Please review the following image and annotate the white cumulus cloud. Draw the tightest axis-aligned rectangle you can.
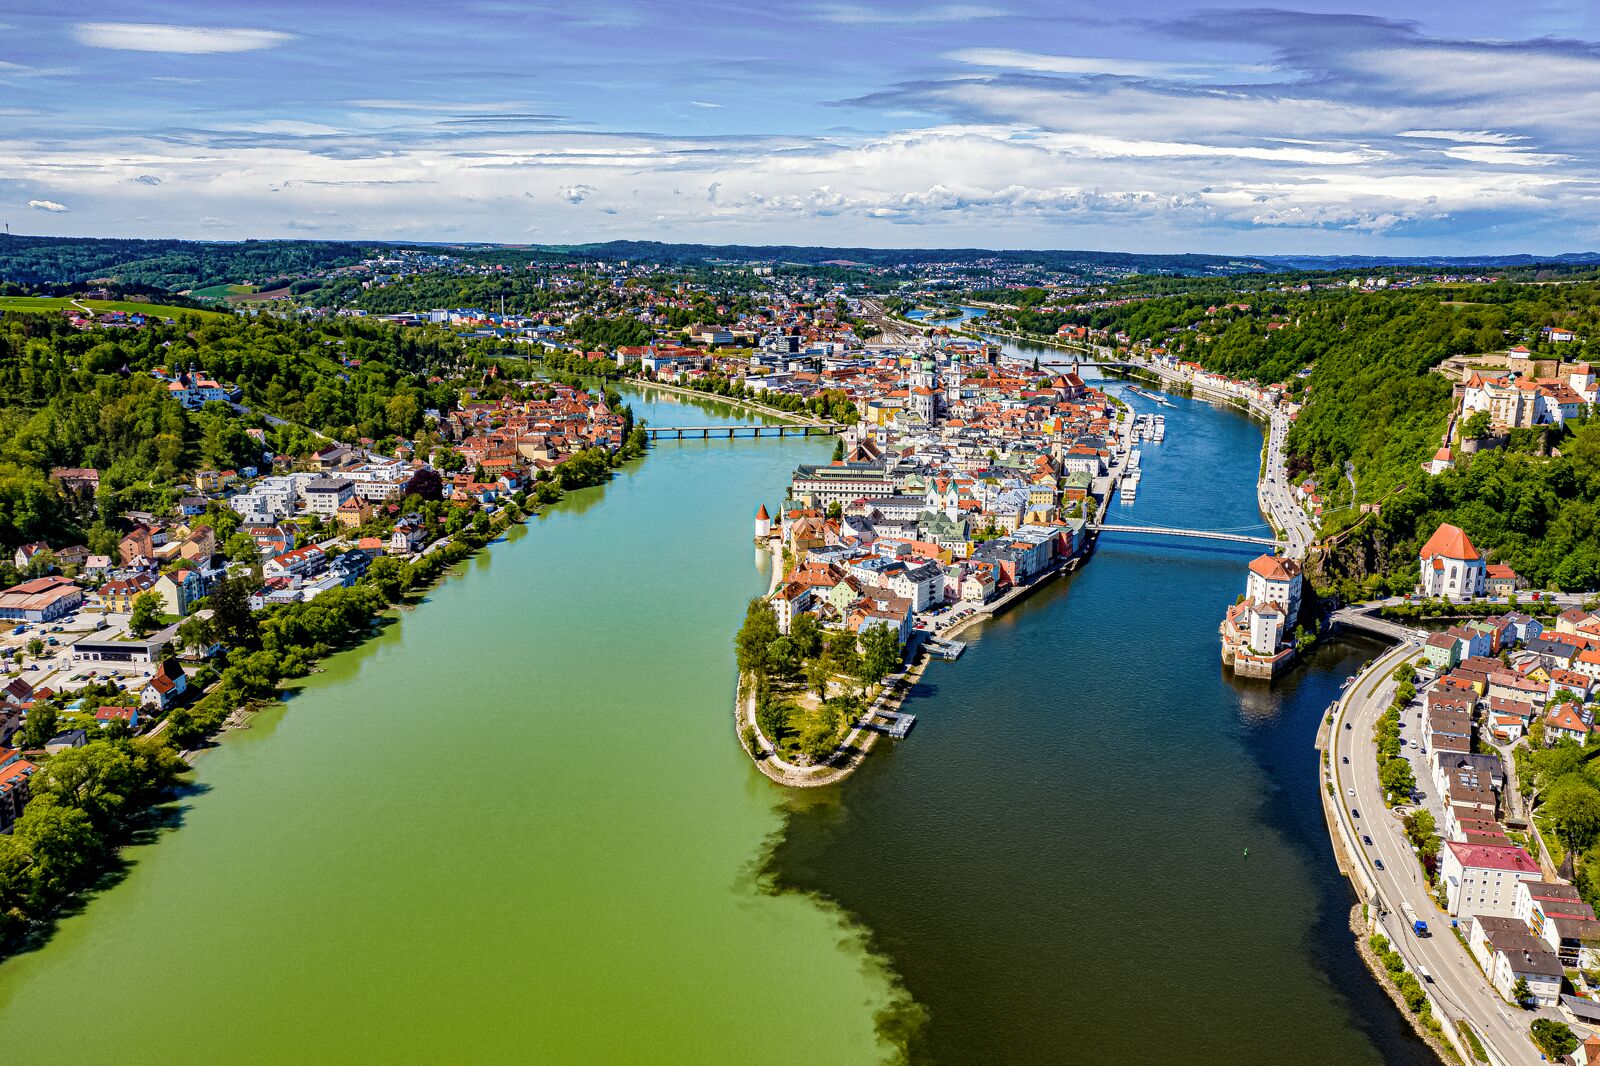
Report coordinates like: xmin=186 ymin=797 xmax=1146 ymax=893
xmin=73 ymin=23 xmax=293 ymax=54
xmin=28 ymin=199 xmax=67 ymax=211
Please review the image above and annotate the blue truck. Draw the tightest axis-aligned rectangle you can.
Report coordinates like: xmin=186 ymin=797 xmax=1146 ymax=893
xmin=1403 ymin=904 xmax=1430 ymax=937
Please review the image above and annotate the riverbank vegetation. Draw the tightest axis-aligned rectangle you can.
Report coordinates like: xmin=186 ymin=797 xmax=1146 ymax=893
xmin=1378 ymin=598 xmax=1566 ymax=621
xmin=0 ymin=735 xmax=186 ymax=951
xmin=735 ymin=598 xmax=900 ymax=765
xmin=1368 ymin=933 xmax=1437 ymax=1027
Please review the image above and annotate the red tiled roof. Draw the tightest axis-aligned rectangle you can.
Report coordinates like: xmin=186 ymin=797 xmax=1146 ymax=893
xmin=1421 ymin=523 xmax=1479 ymax=562
xmin=1446 ymin=841 xmax=1538 ymax=874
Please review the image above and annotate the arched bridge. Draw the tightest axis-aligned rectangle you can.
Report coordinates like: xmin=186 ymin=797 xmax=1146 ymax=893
xmin=643 ymin=423 xmax=844 ymax=441
xmin=1090 ymin=523 xmax=1285 ymax=548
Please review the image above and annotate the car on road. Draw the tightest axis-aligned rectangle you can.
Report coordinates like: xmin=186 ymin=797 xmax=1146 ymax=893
xmin=1351 ymin=808 xmax=1360 ymax=818
xmin=1347 ymin=787 xmax=1355 ymax=797
xmin=1374 ymin=858 xmax=1385 ymax=870
xmin=1344 ymin=722 xmax=1352 ymax=730
xmin=1342 ymin=756 xmax=1349 ymax=764
xmin=1362 ymin=835 xmax=1373 ymax=846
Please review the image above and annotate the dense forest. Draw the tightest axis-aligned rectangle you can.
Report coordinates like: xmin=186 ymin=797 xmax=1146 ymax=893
xmin=0 ymin=311 xmax=467 ymax=552
xmin=0 ymin=235 xmax=377 ymax=292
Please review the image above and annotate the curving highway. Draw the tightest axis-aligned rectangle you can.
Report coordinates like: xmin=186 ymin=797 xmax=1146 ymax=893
xmin=1330 ymin=642 xmax=1547 ymax=1066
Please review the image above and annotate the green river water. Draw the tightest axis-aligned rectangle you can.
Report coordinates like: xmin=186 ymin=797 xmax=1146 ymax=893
xmin=0 ymin=390 xmax=898 ymax=1064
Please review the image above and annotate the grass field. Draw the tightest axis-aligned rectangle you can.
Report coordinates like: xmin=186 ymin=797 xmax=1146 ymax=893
xmin=0 ymin=296 xmax=228 ymax=320
xmin=189 ymin=282 xmax=256 ymax=300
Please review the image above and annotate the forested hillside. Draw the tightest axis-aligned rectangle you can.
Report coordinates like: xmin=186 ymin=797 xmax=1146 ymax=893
xmin=980 ymin=275 xmax=1600 ymax=594
xmin=0 ymin=311 xmax=466 ymax=551
xmin=0 ymin=235 xmax=374 ymax=292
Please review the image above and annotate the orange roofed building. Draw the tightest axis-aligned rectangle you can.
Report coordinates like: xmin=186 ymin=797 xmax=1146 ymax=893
xmin=1419 ymin=523 xmax=1486 ymax=600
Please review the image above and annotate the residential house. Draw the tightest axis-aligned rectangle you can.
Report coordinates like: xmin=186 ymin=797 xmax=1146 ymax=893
xmin=264 ymin=545 xmax=327 ymax=580
xmin=1515 ymin=880 xmax=1599 ymax=967
xmin=12 ymin=543 xmax=50 ymax=570
xmin=1485 ymin=564 xmax=1523 ymax=596
xmin=1423 ymin=632 xmax=1460 ymax=671
xmin=1545 ymin=702 xmax=1592 ymax=745
xmin=771 ymin=581 xmax=812 ymax=634
xmin=1467 ymin=916 xmax=1561 ymax=1007
xmin=180 ymin=525 xmax=216 ymax=563
xmin=44 ymin=729 xmax=87 ymax=753
xmin=336 ymin=497 xmax=373 ymax=528
xmin=248 ymin=525 xmax=295 ymax=558
xmin=140 ymin=659 xmax=188 ymax=711
xmin=305 ymin=478 xmax=356 ymax=517
xmin=98 ymin=572 xmax=159 ymax=614
xmin=94 ymin=705 xmax=140 ymax=731
xmin=0 ymin=756 xmax=37 ymax=834
xmin=118 ymin=525 xmax=155 ymax=565
xmin=391 ymin=521 xmax=426 ymax=555
xmin=1442 ymin=841 xmax=1542 ymax=917
xmin=153 ymin=567 xmax=204 ymax=618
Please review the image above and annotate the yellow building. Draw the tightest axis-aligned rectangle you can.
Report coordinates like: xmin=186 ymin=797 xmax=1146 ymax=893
xmin=336 ymin=497 xmax=373 ymax=529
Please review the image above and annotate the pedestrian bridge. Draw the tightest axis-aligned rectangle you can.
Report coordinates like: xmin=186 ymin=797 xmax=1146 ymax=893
xmin=1090 ymin=523 xmax=1285 ymax=548
xmin=643 ymin=423 xmax=844 ymax=441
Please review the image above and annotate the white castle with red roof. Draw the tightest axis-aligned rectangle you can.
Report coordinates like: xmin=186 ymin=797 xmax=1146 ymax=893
xmin=1419 ymin=522 xmax=1486 ymax=600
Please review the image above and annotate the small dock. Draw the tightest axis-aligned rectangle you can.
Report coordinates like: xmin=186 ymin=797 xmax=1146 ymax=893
xmin=924 ymin=637 xmax=966 ymax=661
xmin=866 ymin=708 xmax=916 ymax=738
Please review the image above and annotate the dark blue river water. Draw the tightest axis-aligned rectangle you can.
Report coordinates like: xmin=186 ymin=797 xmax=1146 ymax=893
xmin=768 ymin=355 xmax=1434 ymax=1064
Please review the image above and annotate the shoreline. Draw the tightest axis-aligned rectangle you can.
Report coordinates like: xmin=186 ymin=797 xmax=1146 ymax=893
xmin=734 ymin=541 xmax=1084 ymax=789
xmin=1320 ymin=640 xmax=1482 ymax=1065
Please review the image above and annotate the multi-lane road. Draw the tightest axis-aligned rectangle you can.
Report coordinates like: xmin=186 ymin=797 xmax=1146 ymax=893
xmin=1259 ymin=406 xmax=1316 ymax=559
xmin=1331 ymin=643 xmax=1549 ymax=1066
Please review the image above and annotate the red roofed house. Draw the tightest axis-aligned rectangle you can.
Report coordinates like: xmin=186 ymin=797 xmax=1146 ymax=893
xmin=1545 ymin=701 xmax=1592 ymax=745
xmin=94 ymin=705 xmax=140 ymax=731
xmin=1485 ymin=563 xmax=1522 ymax=596
xmin=140 ymin=659 xmax=188 ymax=711
xmin=0 ymin=754 xmax=38 ymax=834
xmin=1442 ymin=841 xmax=1542 ymax=917
xmin=1425 ymin=446 xmax=1455 ymax=475
xmin=1419 ymin=523 xmax=1486 ymax=600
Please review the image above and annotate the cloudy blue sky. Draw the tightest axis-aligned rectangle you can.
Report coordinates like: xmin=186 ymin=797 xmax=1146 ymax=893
xmin=3 ymin=1 xmax=1599 ymax=253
